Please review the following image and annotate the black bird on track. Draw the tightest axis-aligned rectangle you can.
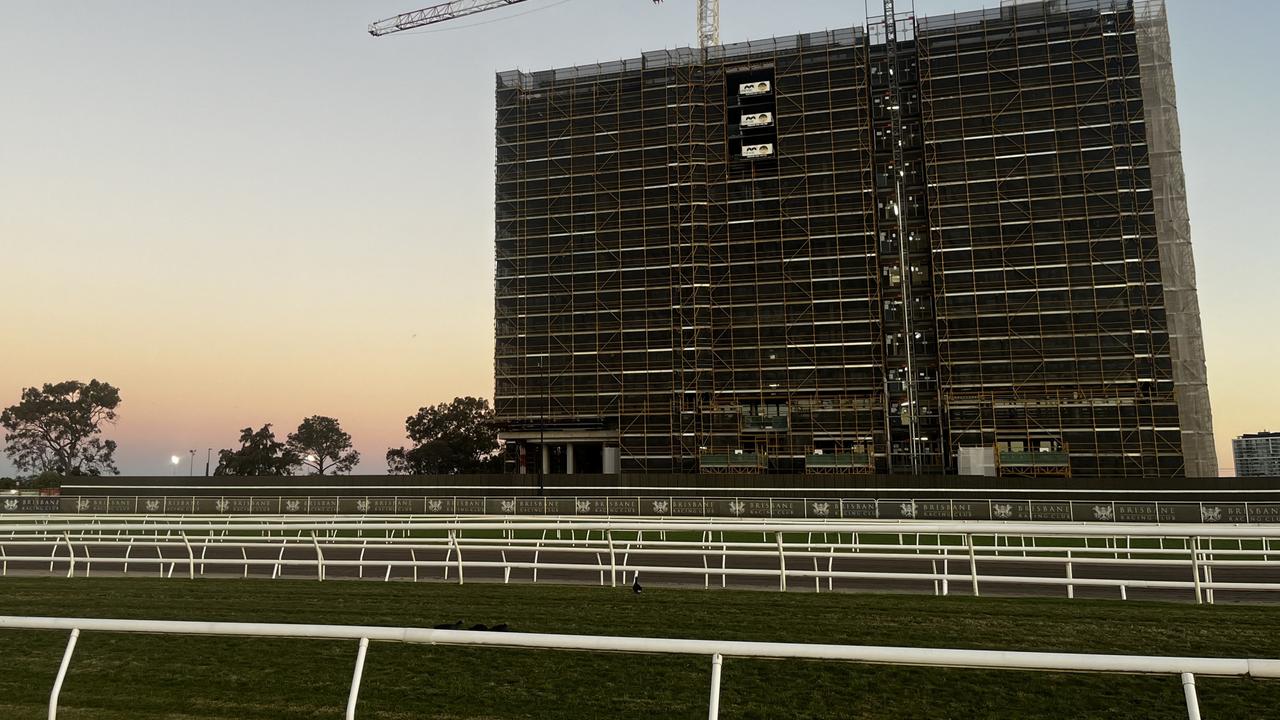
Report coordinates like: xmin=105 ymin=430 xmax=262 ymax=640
xmin=490 ymin=623 xmax=510 ymax=632
xmin=433 ymin=620 xmax=463 ymax=630
xmin=633 ymin=574 xmax=643 ymax=594
xmin=468 ymin=623 xmax=489 ymax=631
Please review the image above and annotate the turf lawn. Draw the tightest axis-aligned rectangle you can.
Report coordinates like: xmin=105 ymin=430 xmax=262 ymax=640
xmin=0 ymin=577 xmax=1277 ymax=719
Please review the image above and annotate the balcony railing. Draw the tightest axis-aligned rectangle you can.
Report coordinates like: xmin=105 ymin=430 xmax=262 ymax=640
xmin=741 ymin=415 xmax=788 ymax=432
xmin=998 ymin=451 xmax=1070 ymax=467
xmin=699 ymin=452 xmax=767 ymax=472
xmin=805 ymin=452 xmax=873 ymax=472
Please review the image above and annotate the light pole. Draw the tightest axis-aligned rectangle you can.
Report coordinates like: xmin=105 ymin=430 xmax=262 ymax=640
xmin=188 ymin=450 xmax=196 ymax=477
xmin=169 ymin=455 xmax=180 ymax=476
xmin=205 ymin=448 xmax=212 ymax=477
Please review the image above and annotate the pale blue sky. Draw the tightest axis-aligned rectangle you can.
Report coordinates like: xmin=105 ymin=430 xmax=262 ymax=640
xmin=1 ymin=0 xmax=1276 ymax=476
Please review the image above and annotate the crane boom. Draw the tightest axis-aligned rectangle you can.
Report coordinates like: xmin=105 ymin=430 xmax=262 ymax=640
xmin=369 ymin=0 xmax=530 ymax=36
xmin=370 ymin=0 xmax=720 ymax=48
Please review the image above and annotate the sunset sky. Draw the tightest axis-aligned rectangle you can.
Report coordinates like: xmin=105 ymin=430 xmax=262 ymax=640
xmin=2 ymin=0 xmax=1276 ymax=476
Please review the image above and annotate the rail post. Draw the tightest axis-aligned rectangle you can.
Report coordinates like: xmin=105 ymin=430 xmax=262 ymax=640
xmin=942 ymin=555 xmax=949 ymax=596
xmin=272 ymin=537 xmax=288 ymax=580
xmin=1189 ymin=536 xmax=1203 ymax=604
xmin=826 ymin=535 xmax=835 ymax=592
xmin=707 ymin=653 xmax=724 ymax=720
xmin=182 ymin=532 xmax=195 ymax=580
xmin=702 ymin=530 xmax=712 ymax=590
xmin=1205 ymin=545 xmax=1216 ymax=605
xmin=1180 ymin=672 xmax=1201 ymax=720
xmin=62 ymin=533 xmax=75 ymax=579
xmin=607 ymin=529 xmax=617 ymax=588
xmin=345 ymin=637 xmax=369 ymax=720
xmin=966 ymin=534 xmax=980 ymax=597
xmin=775 ymin=532 xmax=787 ymax=592
xmin=449 ymin=529 xmax=464 ymax=585
xmin=310 ymin=531 xmax=325 ymax=582
xmin=48 ymin=627 xmax=80 ymax=720
xmin=533 ymin=530 xmax=544 ymax=584
xmin=720 ymin=531 xmax=728 ymax=588
xmin=1066 ymin=550 xmax=1074 ymax=599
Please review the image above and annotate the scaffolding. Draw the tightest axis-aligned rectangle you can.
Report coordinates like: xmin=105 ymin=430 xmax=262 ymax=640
xmin=1133 ymin=0 xmax=1217 ymax=478
xmin=493 ymin=0 xmax=1213 ymax=478
xmin=915 ymin=0 xmax=1201 ymax=477
xmin=496 ymin=28 xmax=887 ymax=476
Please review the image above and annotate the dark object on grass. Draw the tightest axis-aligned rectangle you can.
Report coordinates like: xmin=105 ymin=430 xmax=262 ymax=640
xmin=490 ymin=623 xmax=509 ymax=632
xmin=468 ymin=623 xmax=489 ymax=631
xmin=433 ymin=620 xmax=463 ymax=630
xmin=633 ymin=575 xmax=642 ymax=594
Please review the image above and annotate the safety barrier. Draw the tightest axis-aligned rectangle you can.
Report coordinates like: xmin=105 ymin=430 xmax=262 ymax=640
xmin=2 ymin=517 xmax=1280 ymax=603
xmin=2 ymin=614 xmax=1276 ymax=719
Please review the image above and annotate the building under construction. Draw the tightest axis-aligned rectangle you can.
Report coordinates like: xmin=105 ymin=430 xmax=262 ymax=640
xmin=493 ymin=0 xmax=1215 ymax=478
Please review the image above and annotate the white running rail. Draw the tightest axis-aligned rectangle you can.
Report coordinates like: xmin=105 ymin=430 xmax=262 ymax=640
xmin=2 ymin=615 xmax=1276 ymax=719
xmin=2 ymin=517 xmax=1280 ymax=603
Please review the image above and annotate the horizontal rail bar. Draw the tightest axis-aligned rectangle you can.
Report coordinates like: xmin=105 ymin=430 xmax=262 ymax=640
xmin=6 ymin=518 xmax=1280 ymax=603
xmin=2 ymin=615 xmax=1278 ymax=678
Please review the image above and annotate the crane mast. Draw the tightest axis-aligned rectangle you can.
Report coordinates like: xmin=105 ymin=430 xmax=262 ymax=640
xmin=696 ymin=0 xmax=719 ymax=48
xmin=370 ymin=0 xmax=721 ymax=48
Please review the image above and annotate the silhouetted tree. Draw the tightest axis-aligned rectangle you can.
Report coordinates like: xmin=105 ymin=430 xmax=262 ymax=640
xmin=214 ymin=425 xmax=297 ymax=476
xmin=386 ymin=396 xmax=500 ymax=474
xmin=287 ymin=416 xmax=360 ymax=475
xmin=31 ymin=470 xmax=63 ymax=490
xmin=1 ymin=380 xmax=121 ymax=476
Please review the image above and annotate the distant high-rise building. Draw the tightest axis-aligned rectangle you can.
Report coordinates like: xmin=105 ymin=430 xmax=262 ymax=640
xmin=492 ymin=0 xmax=1215 ymax=478
xmin=1233 ymin=433 xmax=1280 ymax=478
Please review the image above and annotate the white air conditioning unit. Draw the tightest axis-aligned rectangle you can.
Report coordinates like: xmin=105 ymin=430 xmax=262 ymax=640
xmin=742 ymin=142 xmax=774 ymax=159
xmin=740 ymin=111 xmax=773 ymax=128
xmin=739 ymin=80 xmax=771 ymax=97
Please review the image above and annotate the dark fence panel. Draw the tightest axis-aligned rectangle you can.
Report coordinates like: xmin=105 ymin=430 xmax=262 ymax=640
xmin=3 ymin=493 xmax=1280 ymax=524
xmin=56 ymin=473 xmax=1280 ymax=501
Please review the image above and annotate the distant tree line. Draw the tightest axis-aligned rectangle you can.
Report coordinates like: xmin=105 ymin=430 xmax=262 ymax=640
xmin=213 ymin=416 xmax=361 ymax=476
xmin=1 ymin=379 xmax=500 ymax=484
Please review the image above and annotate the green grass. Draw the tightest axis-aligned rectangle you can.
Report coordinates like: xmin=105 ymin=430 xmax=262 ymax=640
xmin=0 ymin=577 xmax=1278 ymax=719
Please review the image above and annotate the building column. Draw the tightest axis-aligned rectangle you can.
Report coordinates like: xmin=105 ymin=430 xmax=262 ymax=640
xmin=541 ymin=444 xmax=550 ymax=476
xmin=566 ymin=443 xmax=575 ymax=475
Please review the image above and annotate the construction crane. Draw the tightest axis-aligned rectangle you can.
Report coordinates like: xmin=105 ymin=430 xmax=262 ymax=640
xmin=370 ymin=0 xmax=720 ymax=48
